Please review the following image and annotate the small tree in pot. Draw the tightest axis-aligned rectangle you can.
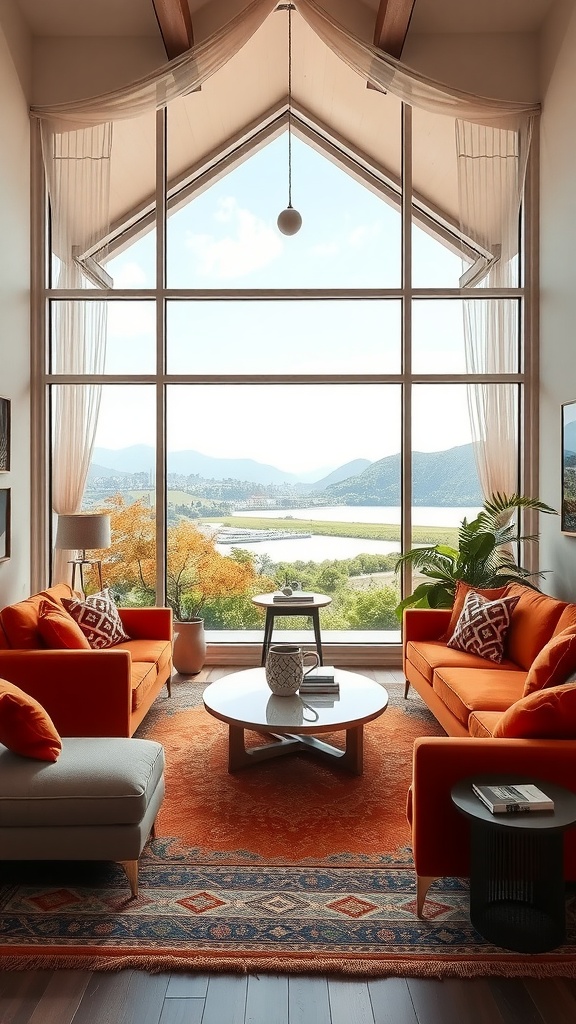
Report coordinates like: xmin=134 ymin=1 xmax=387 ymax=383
xmin=394 ymin=492 xmax=558 ymax=619
xmin=167 ymin=520 xmax=260 ymax=674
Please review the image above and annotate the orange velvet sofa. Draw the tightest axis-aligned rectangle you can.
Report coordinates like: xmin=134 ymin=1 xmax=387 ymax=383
xmin=0 ymin=584 xmax=173 ymax=737
xmin=403 ymin=583 xmax=576 ymax=915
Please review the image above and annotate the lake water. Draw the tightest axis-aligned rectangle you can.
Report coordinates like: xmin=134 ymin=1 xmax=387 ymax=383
xmin=215 ymin=505 xmax=481 ymax=563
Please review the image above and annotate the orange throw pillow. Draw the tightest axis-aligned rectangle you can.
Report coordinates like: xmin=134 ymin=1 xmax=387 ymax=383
xmin=523 ymin=627 xmax=576 ymax=696
xmin=441 ymin=581 xmax=509 ymax=642
xmin=0 ymin=679 xmax=62 ymax=761
xmin=37 ymin=600 xmax=91 ymax=650
xmin=494 ymin=682 xmax=576 ymax=739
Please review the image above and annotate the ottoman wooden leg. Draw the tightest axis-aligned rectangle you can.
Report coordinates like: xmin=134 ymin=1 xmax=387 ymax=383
xmin=118 ymin=859 xmax=139 ymax=897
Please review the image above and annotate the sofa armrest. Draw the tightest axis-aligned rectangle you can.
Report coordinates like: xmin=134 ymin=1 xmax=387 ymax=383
xmin=118 ymin=606 xmax=173 ymax=641
xmin=409 ymin=736 xmax=576 ymax=880
xmin=0 ymin=649 xmax=132 ymax=737
xmin=403 ymin=608 xmax=452 ymax=643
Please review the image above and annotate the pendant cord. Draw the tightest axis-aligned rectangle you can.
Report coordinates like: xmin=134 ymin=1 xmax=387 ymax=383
xmin=287 ymin=4 xmax=293 ymax=208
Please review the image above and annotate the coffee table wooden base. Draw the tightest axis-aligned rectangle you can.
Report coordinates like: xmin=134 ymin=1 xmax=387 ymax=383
xmin=228 ymin=723 xmax=364 ymax=775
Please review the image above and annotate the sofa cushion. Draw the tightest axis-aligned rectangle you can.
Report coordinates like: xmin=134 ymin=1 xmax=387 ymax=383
xmin=522 ymin=627 xmax=576 ymax=696
xmin=62 ymin=589 xmax=131 ymax=649
xmin=37 ymin=600 xmax=91 ymax=650
xmin=447 ymin=591 xmax=520 ymax=663
xmin=441 ymin=581 xmax=509 ymax=642
xmin=114 ymin=639 xmax=172 ymax=675
xmin=0 ymin=679 xmax=62 ymax=762
xmin=504 ymin=584 xmax=567 ymax=671
xmin=0 ymin=584 xmax=74 ymax=650
xmin=553 ymin=605 xmax=576 ymax=636
xmin=493 ymin=682 xmax=576 ymax=739
xmin=406 ymin=640 xmax=518 ymax=685
xmin=433 ymin=668 xmax=526 ymax=727
xmin=131 ymin=661 xmax=160 ymax=711
xmin=468 ymin=711 xmax=502 ymax=738
xmin=0 ymin=736 xmax=164 ymax=827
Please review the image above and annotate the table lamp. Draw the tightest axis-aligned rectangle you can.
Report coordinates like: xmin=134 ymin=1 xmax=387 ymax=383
xmin=55 ymin=512 xmax=111 ymax=592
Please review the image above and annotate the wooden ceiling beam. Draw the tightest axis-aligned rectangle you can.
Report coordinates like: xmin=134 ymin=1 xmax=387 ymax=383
xmin=151 ymin=0 xmax=194 ymax=60
xmin=373 ymin=0 xmax=416 ymax=59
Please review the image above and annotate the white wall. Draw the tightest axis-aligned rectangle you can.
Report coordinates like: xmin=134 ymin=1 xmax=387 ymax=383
xmin=538 ymin=0 xmax=576 ymax=600
xmin=405 ymin=33 xmax=540 ymax=102
xmin=0 ymin=0 xmax=31 ymax=605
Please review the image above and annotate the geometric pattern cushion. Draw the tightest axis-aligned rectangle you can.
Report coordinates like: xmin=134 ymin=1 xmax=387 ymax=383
xmin=522 ymin=626 xmax=576 ymax=696
xmin=447 ymin=590 xmax=520 ymax=664
xmin=0 ymin=678 xmax=62 ymax=761
xmin=61 ymin=589 xmax=131 ymax=650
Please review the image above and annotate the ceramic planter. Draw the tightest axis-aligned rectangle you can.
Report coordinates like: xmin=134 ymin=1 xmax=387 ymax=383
xmin=172 ymin=617 xmax=206 ymax=675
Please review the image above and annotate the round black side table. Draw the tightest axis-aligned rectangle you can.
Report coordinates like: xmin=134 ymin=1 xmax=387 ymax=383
xmin=452 ymin=777 xmax=576 ymax=953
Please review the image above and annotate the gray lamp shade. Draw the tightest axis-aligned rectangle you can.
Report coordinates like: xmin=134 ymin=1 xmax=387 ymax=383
xmin=55 ymin=513 xmax=111 ymax=553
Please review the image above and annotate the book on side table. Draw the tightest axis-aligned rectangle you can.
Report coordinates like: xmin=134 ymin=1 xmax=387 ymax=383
xmin=272 ymin=592 xmax=315 ymax=603
xmin=472 ymin=782 xmax=555 ymax=814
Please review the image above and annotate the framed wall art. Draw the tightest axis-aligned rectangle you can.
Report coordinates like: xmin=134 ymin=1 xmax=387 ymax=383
xmin=561 ymin=399 xmax=576 ymax=535
xmin=0 ymin=398 xmax=9 ymax=472
xmin=0 ymin=488 xmax=9 ymax=561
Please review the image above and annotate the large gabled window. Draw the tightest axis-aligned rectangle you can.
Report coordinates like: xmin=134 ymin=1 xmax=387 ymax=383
xmin=40 ymin=95 xmax=530 ymax=657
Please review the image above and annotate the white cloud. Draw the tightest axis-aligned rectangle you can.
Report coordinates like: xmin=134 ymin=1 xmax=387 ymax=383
xmin=348 ymin=223 xmax=382 ymax=247
xmin=110 ymin=261 xmax=148 ymax=288
xmin=185 ymin=197 xmax=283 ymax=279
xmin=310 ymin=241 xmax=340 ymax=257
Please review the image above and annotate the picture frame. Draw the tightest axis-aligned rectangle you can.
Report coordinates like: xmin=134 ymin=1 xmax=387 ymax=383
xmin=561 ymin=399 xmax=576 ymax=535
xmin=0 ymin=488 xmax=10 ymax=561
xmin=0 ymin=397 xmax=9 ymax=472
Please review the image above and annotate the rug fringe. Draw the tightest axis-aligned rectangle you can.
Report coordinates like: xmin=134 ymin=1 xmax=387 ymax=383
xmin=1 ymin=949 xmax=576 ymax=979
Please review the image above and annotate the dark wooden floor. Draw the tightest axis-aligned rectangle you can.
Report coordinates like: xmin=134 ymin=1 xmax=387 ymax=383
xmin=2 ymin=969 xmax=576 ymax=1023
xmin=2 ymin=666 xmax=576 ymax=1021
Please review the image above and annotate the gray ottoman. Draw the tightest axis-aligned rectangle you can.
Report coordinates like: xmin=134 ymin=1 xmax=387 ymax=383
xmin=0 ymin=736 xmax=165 ymax=896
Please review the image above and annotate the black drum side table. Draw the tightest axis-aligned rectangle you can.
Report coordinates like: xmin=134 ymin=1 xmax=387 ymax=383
xmin=452 ymin=777 xmax=576 ymax=953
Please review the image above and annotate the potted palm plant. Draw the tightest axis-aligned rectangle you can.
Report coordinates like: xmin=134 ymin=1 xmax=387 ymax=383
xmin=394 ymin=492 xmax=558 ymax=619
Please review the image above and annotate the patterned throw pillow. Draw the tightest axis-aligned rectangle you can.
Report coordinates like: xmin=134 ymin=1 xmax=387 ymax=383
xmin=447 ymin=590 xmax=520 ymax=663
xmin=62 ymin=589 xmax=130 ymax=650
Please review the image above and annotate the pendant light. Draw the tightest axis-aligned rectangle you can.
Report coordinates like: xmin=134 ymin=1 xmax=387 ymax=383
xmin=277 ymin=3 xmax=302 ymax=235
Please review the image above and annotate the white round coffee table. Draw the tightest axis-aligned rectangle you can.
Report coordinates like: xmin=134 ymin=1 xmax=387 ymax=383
xmin=203 ymin=667 xmax=388 ymax=776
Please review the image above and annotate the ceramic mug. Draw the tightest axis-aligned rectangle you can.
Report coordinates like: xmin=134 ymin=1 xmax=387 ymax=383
xmin=265 ymin=644 xmax=320 ymax=695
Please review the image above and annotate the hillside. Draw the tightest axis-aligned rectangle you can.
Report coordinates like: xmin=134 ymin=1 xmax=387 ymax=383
xmin=323 ymin=443 xmax=482 ymax=506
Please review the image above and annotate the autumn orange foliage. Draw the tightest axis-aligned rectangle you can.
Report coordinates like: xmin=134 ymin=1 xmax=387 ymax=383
xmin=94 ymin=495 xmax=261 ymax=618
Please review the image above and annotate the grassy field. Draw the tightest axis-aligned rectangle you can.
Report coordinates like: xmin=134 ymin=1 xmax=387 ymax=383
xmin=200 ymin=515 xmax=458 ymax=547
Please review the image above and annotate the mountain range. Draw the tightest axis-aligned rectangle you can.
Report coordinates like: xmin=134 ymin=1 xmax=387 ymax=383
xmin=90 ymin=443 xmax=483 ymax=505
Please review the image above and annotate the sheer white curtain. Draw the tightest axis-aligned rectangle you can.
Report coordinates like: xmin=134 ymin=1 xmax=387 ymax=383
xmin=456 ymin=120 xmax=532 ymax=500
xmin=45 ymin=123 xmax=111 ymax=583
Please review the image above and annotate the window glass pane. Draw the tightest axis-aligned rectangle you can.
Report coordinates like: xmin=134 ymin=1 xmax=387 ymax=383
xmin=167 ymin=300 xmax=400 ymax=374
xmin=412 ymin=299 xmax=520 ymax=374
xmin=49 ymin=301 xmax=156 ymax=375
xmin=66 ymin=385 xmax=158 ymax=606
xmin=166 ymin=383 xmax=401 ymax=635
xmin=166 ymin=135 xmax=401 ymax=289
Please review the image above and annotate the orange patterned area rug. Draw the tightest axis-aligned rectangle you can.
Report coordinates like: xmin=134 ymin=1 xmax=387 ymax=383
xmin=1 ymin=674 xmax=576 ymax=977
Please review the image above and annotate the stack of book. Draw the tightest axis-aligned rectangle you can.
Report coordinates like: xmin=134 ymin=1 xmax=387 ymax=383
xmin=472 ymin=782 xmax=554 ymax=814
xmin=272 ymin=591 xmax=315 ymax=603
xmin=299 ymin=666 xmax=339 ymax=694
